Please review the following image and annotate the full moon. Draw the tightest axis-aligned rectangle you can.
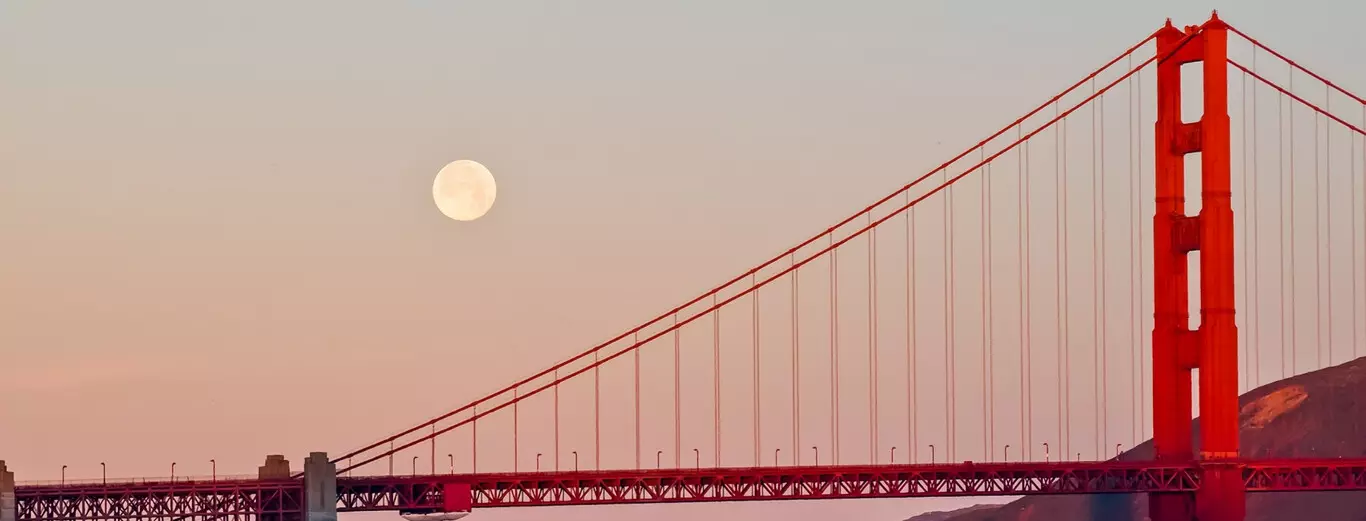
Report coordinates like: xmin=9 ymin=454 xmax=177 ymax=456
xmin=432 ymin=160 xmax=497 ymax=221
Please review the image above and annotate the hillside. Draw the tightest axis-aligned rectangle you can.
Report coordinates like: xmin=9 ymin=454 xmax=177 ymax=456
xmin=905 ymin=504 xmax=1002 ymax=521
xmin=941 ymin=356 xmax=1366 ymax=521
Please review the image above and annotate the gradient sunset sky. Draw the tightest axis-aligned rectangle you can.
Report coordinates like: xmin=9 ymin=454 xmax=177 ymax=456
xmin=4 ymin=1 xmax=1365 ymax=520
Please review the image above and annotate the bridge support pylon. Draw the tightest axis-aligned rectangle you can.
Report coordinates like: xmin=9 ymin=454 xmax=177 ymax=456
xmin=1151 ymin=12 xmax=1244 ymax=521
xmin=1 ymin=461 xmax=15 ymax=521
xmin=304 ymin=453 xmax=338 ymax=521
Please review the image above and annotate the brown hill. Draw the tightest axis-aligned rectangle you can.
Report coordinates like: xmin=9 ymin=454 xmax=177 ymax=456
xmin=905 ymin=504 xmax=1003 ymax=521
xmin=942 ymin=356 xmax=1366 ymax=521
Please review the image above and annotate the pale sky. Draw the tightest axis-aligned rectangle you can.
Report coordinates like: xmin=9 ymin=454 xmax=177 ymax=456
xmin=3 ymin=1 xmax=1365 ymax=520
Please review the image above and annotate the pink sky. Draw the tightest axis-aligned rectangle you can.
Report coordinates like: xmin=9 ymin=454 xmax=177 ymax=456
xmin=4 ymin=1 xmax=1365 ymax=520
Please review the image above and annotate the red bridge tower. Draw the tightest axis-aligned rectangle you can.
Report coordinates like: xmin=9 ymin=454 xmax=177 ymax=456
xmin=1151 ymin=13 xmax=1244 ymax=521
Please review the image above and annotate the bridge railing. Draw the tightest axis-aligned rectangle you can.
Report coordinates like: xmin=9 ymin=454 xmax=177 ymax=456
xmin=16 ymin=474 xmax=261 ymax=487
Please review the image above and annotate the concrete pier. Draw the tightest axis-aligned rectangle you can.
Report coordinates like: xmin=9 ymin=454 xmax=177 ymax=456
xmin=258 ymin=455 xmax=291 ymax=479
xmin=1 ymin=461 xmax=16 ymax=521
xmin=303 ymin=453 xmax=337 ymax=521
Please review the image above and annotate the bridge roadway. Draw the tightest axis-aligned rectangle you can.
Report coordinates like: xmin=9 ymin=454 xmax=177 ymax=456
xmin=12 ymin=458 xmax=1366 ymax=519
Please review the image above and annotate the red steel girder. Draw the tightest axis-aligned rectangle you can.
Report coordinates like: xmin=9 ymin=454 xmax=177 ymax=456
xmin=16 ymin=479 xmax=302 ymax=521
xmin=332 ymin=462 xmax=1200 ymax=511
xmin=16 ymin=460 xmax=1366 ymax=519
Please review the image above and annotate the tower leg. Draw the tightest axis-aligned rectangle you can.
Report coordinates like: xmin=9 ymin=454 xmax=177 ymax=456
xmin=1195 ymin=13 xmax=1245 ymax=521
xmin=304 ymin=453 xmax=338 ymax=521
xmin=0 ymin=461 xmax=15 ymax=521
xmin=1151 ymin=19 xmax=1196 ymax=521
xmin=1196 ymin=463 xmax=1246 ymax=521
xmin=258 ymin=455 xmax=298 ymax=521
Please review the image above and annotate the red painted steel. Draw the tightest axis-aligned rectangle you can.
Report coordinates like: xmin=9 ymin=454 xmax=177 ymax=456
xmin=1151 ymin=19 xmax=1200 ymax=521
xmin=1152 ymin=12 xmax=1246 ymax=521
xmin=16 ymin=14 xmax=1366 ymax=521
xmin=17 ymin=460 xmax=1366 ymax=519
xmin=15 ymin=479 xmax=302 ymax=521
xmin=1193 ymin=14 xmax=1246 ymax=521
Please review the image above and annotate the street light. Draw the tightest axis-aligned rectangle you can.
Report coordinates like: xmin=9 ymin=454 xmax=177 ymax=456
xmin=171 ymin=462 xmax=176 ymax=482
xmin=656 ymin=451 xmax=663 ymax=469
xmin=572 ymin=451 xmax=579 ymax=472
xmin=890 ymin=446 xmax=897 ymax=464
xmin=100 ymin=463 xmax=106 ymax=485
xmin=929 ymin=445 xmax=935 ymax=464
xmin=210 ymin=460 xmax=216 ymax=482
xmin=1042 ymin=443 xmax=1050 ymax=463
xmin=774 ymin=448 xmax=781 ymax=467
xmin=1003 ymin=445 xmax=1011 ymax=463
xmin=448 ymin=454 xmax=454 ymax=475
xmin=1116 ymin=444 xmax=1123 ymax=459
xmin=61 ymin=465 xmax=67 ymax=486
xmin=693 ymin=449 xmax=700 ymax=469
xmin=412 ymin=456 xmax=418 ymax=476
xmin=812 ymin=446 xmax=819 ymax=466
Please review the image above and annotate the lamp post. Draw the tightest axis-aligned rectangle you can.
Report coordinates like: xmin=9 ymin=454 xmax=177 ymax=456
xmin=210 ymin=460 xmax=216 ymax=482
xmin=171 ymin=462 xmax=176 ymax=483
xmin=656 ymin=451 xmax=663 ymax=469
xmin=100 ymin=463 xmax=106 ymax=485
xmin=774 ymin=448 xmax=781 ymax=467
xmin=61 ymin=465 xmax=66 ymax=486
xmin=693 ymin=449 xmax=700 ymax=469
xmin=448 ymin=454 xmax=454 ymax=474
xmin=1043 ymin=443 xmax=1050 ymax=463
xmin=572 ymin=451 xmax=579 ymax=472
xmin=929 ymin=445 xmax=935 ymax=464
xmin=1116 ymin=444 xmax=1123 ymax=459
xmin=812 ymin=446 xmax=819 ymax=466
xmin=536 ymin=453 xmax=542 ymax=472
xmin=1004 ymin=445 xmax=1011 ymax=463
xmin=890 ymin=446 xmax=897 ymax=464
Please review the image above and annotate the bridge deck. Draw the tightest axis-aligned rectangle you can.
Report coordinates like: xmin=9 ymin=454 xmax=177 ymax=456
xmin=14 ymin=459 xmax=1366 ymax=518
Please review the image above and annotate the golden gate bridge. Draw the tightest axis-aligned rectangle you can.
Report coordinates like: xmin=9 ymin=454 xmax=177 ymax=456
xmin=8 ymin=12 xmax=1366 ymax=521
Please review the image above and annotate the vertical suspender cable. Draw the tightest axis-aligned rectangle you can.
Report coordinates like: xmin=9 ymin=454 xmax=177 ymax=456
xmin=555 ymin=368 xmax=560 ymax=471
xmin=635 ymin=332 xmax=641 ymax=469
xmin=1137 ymin=65 xmax=1147 ymax=438
xmin=830 ymin=237 xmax=838 ymax=465
xmin=1251 ymin=49 xmax=1261 ymax=385
xmin=754 ymin=273 xmax=761 ymax=467
xmin=792 ymin=255 xmax=800 ymax=465
xmin=1315 ymin=94 xmax=1324 ymax=368
xmin=714 ymin=293 xmax=721 ymax=467
xmin=945 ymin=164 xmax=956 ymax=462
xmin=674 ymin=315 xmax=681 ymax=468
xmin=1324 ymin=84 xmax=1332 ymax=366
xmin=1290 ymin=72 xmax=1298 ymax=375
xmin=1279 ymin=89 xmax=1289 ymax=379
xmin=1060 ymin=111 xmax=1072 ymax=458
xmin=1129 ymin=54 xmax=1140 ymax=445
xmin=870 ymin=219 xmax=879 ymax=463
xmin=1055 ymin=105 xmax=1064 ymax=453
xmin=1024 ymin=137 xmax=1034 ymax=456
xmin=1091 ymin=79 xmax=1102 ymax=458
xmin=1242 ymin=69 xmax=1250 ymax=389
xmin=983 ymin=147 xmax=994 ymax=459
xmin=907 ymin=191 xmax=918 ymax=463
